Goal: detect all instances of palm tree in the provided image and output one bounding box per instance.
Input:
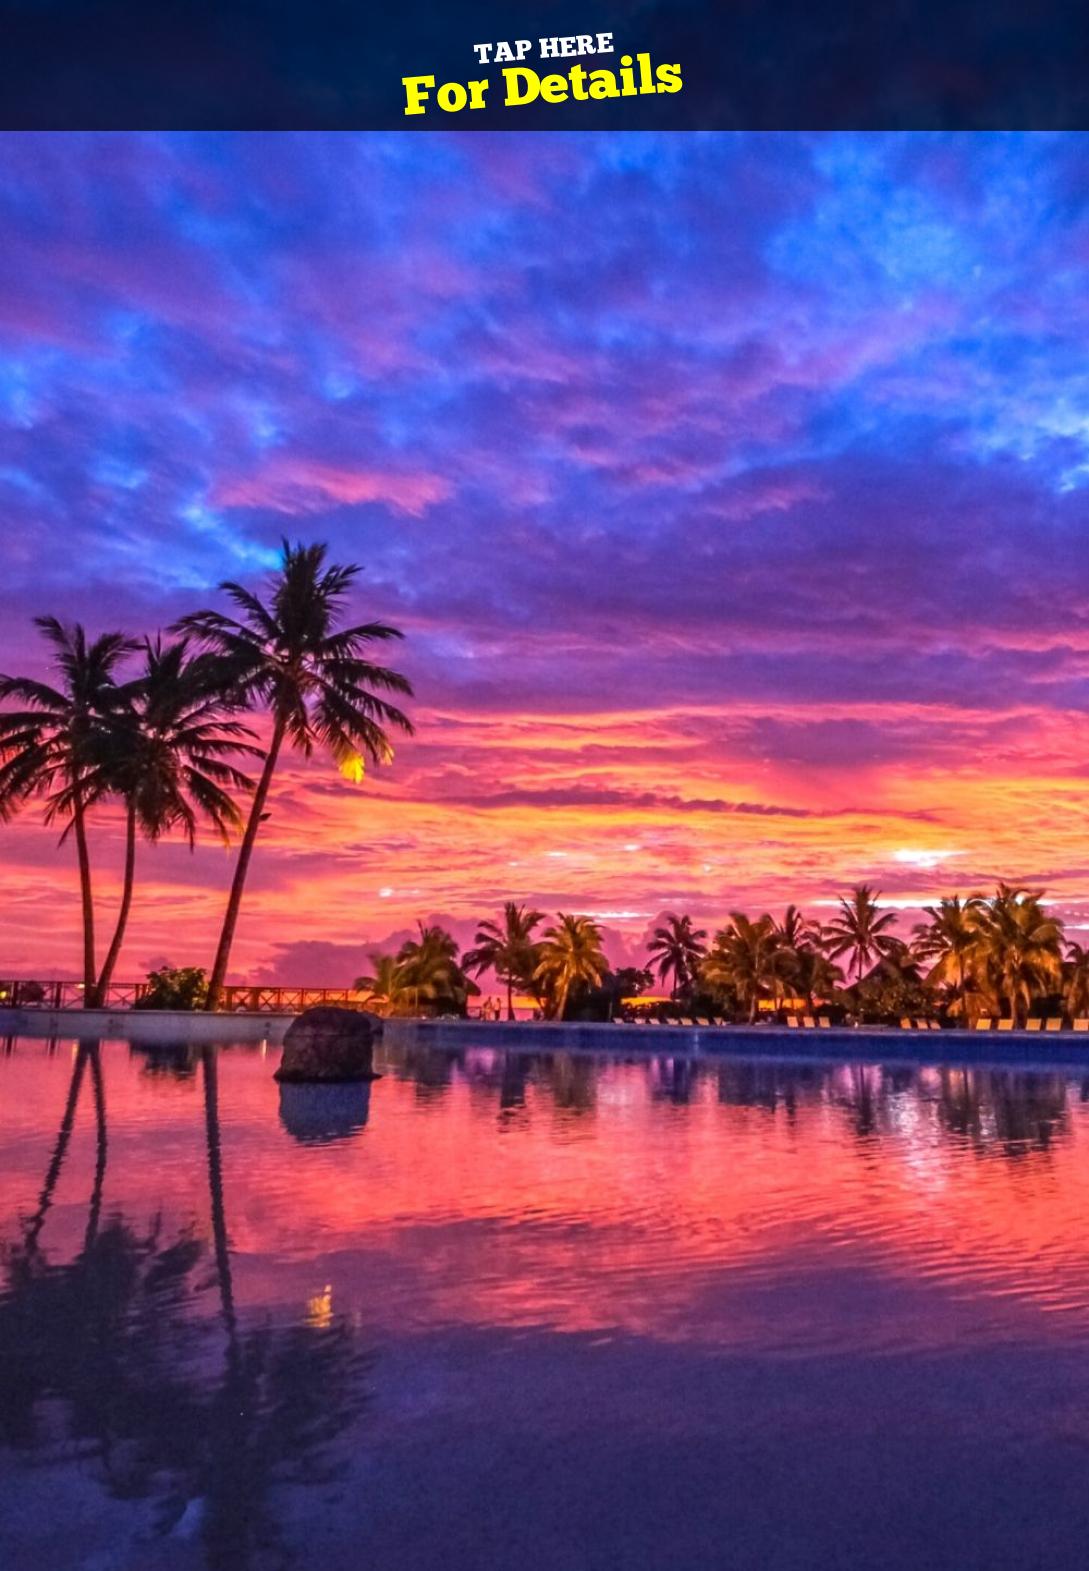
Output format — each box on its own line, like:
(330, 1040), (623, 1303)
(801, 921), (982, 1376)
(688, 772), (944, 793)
(1065, 941), (1089, 1020)
(972, 883), (1064, 1027)
(175, 540), (414, 1009)
(912, 895), (986, 1019)
(0, 619), (134, 998)
(534, 914), (607, 1020)
(701, 912), (780, 1022)
(353, 952), (413, 1016)
(395, 922), (477, 1015)
(464, 902), (545, 1019)
(825, 884), (900, 984)
(646, 912), (708, 999)
(770, 905), (823, 1006)
(774, 904), (818, 954)
(72, 639), (260, 1003)
(792, 945), (844, 1013)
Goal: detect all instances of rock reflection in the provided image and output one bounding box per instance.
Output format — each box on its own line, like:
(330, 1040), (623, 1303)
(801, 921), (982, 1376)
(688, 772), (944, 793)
(278, 1080), (372, 1144)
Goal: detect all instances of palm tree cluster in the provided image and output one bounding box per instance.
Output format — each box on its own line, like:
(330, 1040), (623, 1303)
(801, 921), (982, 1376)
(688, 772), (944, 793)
(347, 883), (1086, 1027)
(433, 885), (1083, 1027)
(665, 903), (843, 1022)
(0, 540), (412, 1007)
(645, 883), (1078, 1027)
(356, 922), (480, 1018)
(357, 905), (610, 1022)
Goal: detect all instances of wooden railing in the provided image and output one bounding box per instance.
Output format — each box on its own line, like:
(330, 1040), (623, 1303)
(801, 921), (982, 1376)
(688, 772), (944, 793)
(0, 980), (368, 1014)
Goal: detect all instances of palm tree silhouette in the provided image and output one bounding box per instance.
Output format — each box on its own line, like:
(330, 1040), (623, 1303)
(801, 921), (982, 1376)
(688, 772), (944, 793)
(534, 914), (607, 1020)
(1064, 940), (1089, 1020)
(0, 619), (134, 999)
(354, 951), (413, 1015)
(912, 894), (986, 1020)
(464, 902), (545, 1019)
(74, 638), (260, 1001)
(646, 912), (707, 999)
(701, 912), (780, 1022)
(972, 884), (1064, 1026)
(825, 884), (900, 984)
(395, 922), (477, 1015)
(176, 540), (414, 1009)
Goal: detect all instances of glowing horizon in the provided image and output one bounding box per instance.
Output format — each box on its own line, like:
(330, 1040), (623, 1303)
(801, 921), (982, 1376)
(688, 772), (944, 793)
(3, 132), (1089, 982)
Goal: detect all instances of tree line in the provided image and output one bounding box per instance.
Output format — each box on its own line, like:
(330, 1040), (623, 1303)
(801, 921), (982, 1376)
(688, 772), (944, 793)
(356, 884), (1089, 1027)
(0, 540), (413, 1008)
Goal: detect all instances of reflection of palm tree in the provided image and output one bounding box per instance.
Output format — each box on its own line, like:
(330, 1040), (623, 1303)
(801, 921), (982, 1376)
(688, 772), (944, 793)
(85, 1044), (107, 1250)
(2, 1044), (371, 1570)
(937, 1067), (984, 1140)
(201, 1046), (235, 1334)
(23, 1040), (96, 1253)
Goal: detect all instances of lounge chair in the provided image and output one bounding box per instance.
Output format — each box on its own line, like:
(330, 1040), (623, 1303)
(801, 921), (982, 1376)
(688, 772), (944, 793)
(900, 1017), (913, 1030)
(1075, 1019), (1089, 1033)
(975, 1018), (992, 1031)
(997, 1019), (1013, 1031)
(1046, 1017), (1063, 1032)
(802, 1016), (816, 1029)
(787, 1016), (799, 1029)
(1026, 1018), (1042, 1031)
(817, 1016), (831, 1028)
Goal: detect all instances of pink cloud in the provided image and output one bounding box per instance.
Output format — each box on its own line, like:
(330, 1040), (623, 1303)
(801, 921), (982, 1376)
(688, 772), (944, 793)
(214, 457), (452, 517)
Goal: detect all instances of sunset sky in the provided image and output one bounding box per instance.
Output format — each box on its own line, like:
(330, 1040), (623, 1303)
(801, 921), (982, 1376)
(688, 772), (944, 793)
(3, 131), (1089, 982)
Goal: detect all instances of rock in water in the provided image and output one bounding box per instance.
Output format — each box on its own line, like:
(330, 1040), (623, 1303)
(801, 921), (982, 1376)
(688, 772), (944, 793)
(275, 1007), (384, 1083)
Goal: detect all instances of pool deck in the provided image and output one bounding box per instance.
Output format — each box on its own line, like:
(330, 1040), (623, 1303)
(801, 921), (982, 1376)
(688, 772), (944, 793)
(381, 1016), (1089, 1073)
(0, 1005), (293, 1044)
(3, 1006), (1089, 1072)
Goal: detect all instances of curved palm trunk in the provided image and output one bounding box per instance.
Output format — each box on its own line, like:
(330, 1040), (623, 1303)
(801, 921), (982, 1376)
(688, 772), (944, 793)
(201, 1046), (236, 1336)
(72, 791), (96, 1005)
(506, 972), (514, 1021)
(84, 1043), (107, 1251)
(94, 802), (137, 1006)
(25, 1043), (89, 1251)
(205, 717), (285, 1011)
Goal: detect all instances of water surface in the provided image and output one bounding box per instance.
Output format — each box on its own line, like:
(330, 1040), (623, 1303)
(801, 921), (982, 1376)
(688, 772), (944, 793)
(3, 1036), (1089, 1569)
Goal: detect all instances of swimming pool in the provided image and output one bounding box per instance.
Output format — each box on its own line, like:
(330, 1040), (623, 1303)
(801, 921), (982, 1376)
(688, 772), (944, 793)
(3, 1035), (1089, 1569)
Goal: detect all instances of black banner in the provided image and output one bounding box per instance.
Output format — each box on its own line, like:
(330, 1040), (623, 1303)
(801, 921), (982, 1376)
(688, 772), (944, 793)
(2, 0), (1087, 129)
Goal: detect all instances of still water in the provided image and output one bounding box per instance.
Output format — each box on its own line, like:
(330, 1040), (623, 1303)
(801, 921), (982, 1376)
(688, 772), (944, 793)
(4, 1036), (1089, 1570)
